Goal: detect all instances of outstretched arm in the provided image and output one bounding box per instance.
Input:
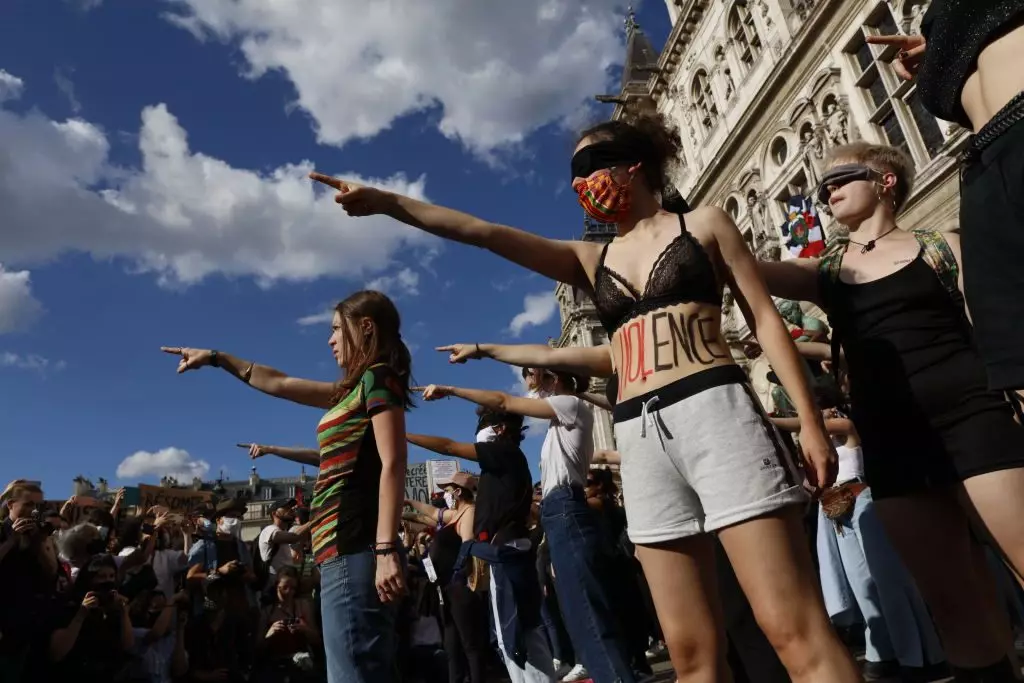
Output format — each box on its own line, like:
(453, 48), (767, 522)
(408, 434), (479, 462)
(579, 392), (613, 412)
(310, 173), (598, 291)
(438, 342), (614, 378)
(708, 207), (835, 489)
(419, 384), (556, 420)
(240, 443), (321, 467)
(757, 259), (823, 307)
(161, 348), (336, 409)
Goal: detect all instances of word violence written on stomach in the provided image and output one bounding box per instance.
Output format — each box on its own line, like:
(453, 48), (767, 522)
(617, 311), (729, 396)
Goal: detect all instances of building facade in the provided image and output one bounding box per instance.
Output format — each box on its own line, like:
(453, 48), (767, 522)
(555, 0), (962, 434)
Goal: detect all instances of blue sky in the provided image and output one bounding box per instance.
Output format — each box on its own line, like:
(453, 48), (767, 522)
(0, 0), (671, 496)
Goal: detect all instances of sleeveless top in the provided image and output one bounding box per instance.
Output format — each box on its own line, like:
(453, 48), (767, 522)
(828, 254), (1007, 435)
(428, 508), (468, 587)
(592, 213), (720, 335)
(833, 440), (865, 485)
(918, 0), (1024, 127)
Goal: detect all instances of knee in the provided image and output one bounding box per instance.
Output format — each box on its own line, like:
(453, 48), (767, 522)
(663, 630), (722, 676)
(754, 605), (823, 668)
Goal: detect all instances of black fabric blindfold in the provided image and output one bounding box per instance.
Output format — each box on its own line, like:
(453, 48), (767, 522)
(571, 141), (641, 181)
(816, 164), (881, 204)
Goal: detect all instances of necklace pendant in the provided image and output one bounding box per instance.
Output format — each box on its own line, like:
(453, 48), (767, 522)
(861, 241), (875, 254)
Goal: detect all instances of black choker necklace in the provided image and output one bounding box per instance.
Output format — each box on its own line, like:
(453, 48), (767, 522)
(849, 226), (899, 254)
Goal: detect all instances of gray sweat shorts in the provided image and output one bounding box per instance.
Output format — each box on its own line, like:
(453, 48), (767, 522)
(613, 365), (808, 544)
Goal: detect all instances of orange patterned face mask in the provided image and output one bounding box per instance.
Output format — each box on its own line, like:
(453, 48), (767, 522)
(576, 169), (633, 224)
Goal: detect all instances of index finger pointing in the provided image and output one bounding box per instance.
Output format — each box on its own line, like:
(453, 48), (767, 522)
(309, 172), (344, 190)
(864, 34), (910, 45)
(160, 346), (182, 355)
(435, 345), (455, 352)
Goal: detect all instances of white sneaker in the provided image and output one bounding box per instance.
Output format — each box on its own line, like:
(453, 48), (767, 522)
(645, 641), (667, 660)
(561, 663), (589, 682)
(552, 659), (570, 677)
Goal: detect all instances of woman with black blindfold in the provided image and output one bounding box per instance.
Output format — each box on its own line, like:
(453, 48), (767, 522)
(311, 115), (859, 683)
(760, 141), (1024, 682)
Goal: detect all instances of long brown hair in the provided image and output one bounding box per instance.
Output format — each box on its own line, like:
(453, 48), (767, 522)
(332, 290), (413, 408)
(0, 479), (42, 522)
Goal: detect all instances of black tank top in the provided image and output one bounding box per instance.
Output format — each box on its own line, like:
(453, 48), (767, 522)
(592, 213), (720, 334)
(829, 254), (1007, 430)
(427, 518), (464, 587)
(918, 0), (1024, 127)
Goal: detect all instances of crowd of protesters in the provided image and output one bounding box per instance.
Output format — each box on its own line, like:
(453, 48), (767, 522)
(5, 4), (1024, 681)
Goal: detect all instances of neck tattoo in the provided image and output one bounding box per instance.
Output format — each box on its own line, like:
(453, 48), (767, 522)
(849, 225), (899, 254)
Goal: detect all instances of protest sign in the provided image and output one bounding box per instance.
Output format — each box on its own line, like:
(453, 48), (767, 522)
(138, 484), (213, 515)
(426, 460), (460, 493)
(405, 463), (430, 505)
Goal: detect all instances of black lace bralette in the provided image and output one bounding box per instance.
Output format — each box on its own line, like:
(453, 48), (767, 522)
(592, 214), (720, 335)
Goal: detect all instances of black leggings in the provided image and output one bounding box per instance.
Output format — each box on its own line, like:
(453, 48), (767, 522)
(443, 582), (489, 683)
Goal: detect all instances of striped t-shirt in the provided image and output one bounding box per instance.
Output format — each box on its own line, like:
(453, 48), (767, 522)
(311, 363), (405, 564)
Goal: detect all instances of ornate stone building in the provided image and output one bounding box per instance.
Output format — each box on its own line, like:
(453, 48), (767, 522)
(555, 0), (964, 432)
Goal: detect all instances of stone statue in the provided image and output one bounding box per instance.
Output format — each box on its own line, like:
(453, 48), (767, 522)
(757, 0), (773, 27)
(724, 69), (735, 100)
(824, 101), (849, 145)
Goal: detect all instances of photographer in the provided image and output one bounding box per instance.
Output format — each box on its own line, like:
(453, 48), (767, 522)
(128, 589), (190, 683)
(0, 480), (58, 680)
(48, 554), (145, 681)
(254, 567), (321, 683)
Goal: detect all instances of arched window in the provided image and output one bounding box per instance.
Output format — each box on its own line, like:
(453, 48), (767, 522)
(729, 1), (762, 68)
(725, 196), (740, 219)
(692, 70), (718, 129)
(770, 137), (788, 166)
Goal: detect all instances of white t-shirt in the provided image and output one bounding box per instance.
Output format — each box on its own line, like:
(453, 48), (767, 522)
(834, 441), (865, 484)
(258, 525), (295, 576)
(540, 395), (594, 497)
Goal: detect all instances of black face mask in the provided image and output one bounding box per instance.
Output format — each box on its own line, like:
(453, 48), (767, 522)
(570, 140), (640, 181)
(816, 164), (882, 204)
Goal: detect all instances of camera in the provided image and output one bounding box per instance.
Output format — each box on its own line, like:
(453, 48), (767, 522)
(29, 509), (54, 535)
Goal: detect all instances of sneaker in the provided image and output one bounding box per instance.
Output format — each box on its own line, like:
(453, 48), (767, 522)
(561, 663), (589, 682)
(862, 659), (901, 681)
(552, 659), (570, 678)
(645, 641), (667, 660)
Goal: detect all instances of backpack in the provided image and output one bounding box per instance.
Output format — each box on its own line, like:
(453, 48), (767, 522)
(816, 228), (967, 379)
(249, 538), (270, 589)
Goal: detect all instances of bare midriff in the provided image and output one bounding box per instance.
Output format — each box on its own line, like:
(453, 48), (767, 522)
(610, 300), (735, 404)
(962, 24), (1024, 130)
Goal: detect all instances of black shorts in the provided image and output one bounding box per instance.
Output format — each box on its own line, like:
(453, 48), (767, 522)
(857, 404), (1024, 499)
(960, 95), (1024, 391)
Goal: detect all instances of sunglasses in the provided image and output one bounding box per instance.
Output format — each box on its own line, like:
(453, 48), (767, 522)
(815, 164), (884, 205)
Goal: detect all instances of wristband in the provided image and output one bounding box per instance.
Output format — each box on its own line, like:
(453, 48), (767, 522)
(210, 350), (220, 368)
(474, 343), (481, 357)
(373, 545), (399, 557)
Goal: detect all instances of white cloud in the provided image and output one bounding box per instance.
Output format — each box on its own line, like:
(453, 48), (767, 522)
(0, 73), (438, 287)
(366, 268), (420, 299)
(507, 291), (558, 337)
(162, 0), (624, 154)
(0, 265), (43, 334)
(297, 310), (334, 327)
(0, 70), (23, 103)
(0, 352), (65, 373)
(54, 67), (82, 113)
(116, 447), (211, 482)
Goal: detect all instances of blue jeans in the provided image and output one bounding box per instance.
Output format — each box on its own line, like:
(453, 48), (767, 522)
(541, 485), (636, 683)
(817, 488), (944, 668)
(319, 551), (398, 683)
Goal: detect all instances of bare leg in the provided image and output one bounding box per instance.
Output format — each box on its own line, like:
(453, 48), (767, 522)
(717, 505), (860, 683)
(962, 467), (1024, 584)
(635, 534), (731, 683)
(875, 491), (1010, 668)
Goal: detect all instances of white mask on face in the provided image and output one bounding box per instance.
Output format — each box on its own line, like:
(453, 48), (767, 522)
(219, 518), (241, 537)
(475, 426), (498, 443)
(443, 492), (457, 509)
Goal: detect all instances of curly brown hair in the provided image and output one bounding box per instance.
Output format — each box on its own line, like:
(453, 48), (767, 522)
(577, 114), (683, 195)
(331, 290), (413, 408)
